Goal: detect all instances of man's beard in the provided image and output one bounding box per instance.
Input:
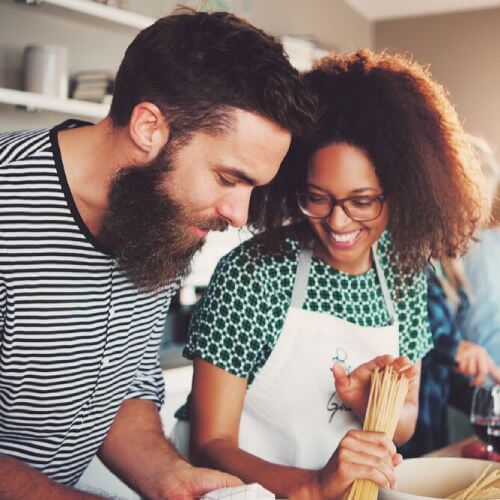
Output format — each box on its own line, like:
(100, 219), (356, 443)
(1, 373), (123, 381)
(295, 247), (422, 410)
(99, 147), (228, 293)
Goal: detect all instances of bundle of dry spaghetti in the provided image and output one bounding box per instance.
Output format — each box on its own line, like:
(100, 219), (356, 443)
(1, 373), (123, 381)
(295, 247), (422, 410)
(345, 365), (409, 500)
(447, 464), (500, 499)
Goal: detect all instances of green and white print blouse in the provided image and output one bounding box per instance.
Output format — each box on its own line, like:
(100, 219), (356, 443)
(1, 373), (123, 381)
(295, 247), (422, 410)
(183, 226), (433, 385)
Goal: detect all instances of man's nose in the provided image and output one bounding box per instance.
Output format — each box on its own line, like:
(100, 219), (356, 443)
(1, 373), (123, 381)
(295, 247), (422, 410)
(216, 191), (251, 228)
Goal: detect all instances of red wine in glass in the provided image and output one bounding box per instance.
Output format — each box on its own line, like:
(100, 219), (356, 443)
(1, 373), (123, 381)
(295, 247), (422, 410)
(487, 417), (500, 453)
(470, 384), (495, 455)
(472, 416), (490, 444)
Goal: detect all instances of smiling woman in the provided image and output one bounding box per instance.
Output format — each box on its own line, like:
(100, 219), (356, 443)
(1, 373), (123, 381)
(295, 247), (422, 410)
(302, 143), (389, 275)
(170, 49), (487, 499)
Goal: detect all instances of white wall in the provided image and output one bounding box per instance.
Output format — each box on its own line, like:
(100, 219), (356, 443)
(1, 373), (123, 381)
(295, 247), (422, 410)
(245, 0), (372, 50)
(375, 6), (500, 163)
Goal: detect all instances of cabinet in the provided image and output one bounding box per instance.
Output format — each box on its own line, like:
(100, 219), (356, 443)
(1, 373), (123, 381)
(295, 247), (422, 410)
(0, 0), (154, 119)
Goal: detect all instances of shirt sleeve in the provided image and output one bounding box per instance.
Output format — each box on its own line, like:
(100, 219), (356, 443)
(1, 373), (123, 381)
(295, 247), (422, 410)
(0, 279), (5, 346)
(124, 283), (179, 409)
(184, 243), (271, 380)
(378, 231), (434, 362)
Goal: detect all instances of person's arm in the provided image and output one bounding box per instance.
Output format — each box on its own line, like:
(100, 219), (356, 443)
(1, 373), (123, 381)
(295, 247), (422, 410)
(453, 282), (500, 385)
(333, 355), (421, 446)
(0, 455), (102, 500)
(98, 398), (242, 499)
(189, 358), (400, 499)
(428, 275), (500, 385)
(97, 287), (239, 497)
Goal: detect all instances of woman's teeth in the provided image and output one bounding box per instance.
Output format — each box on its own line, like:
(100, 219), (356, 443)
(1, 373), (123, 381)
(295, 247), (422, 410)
(330, 229), (361, 243)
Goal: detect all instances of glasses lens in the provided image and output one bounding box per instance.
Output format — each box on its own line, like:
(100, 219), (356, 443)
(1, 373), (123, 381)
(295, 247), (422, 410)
(344, 197), (383, 221)
(297, 193), (332, 218)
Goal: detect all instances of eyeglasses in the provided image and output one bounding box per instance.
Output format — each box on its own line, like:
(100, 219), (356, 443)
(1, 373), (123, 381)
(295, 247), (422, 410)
(297, 191), (385, 222)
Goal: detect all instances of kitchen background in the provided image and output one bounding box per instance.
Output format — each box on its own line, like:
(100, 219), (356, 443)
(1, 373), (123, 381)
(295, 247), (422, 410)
(0, 0), (499, 497)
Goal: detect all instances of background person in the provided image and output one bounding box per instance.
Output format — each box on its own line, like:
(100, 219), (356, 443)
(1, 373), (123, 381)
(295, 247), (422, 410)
(461, 136), (500, 365)
(400, 259), (500, 458)
(448, 136), (500, 420)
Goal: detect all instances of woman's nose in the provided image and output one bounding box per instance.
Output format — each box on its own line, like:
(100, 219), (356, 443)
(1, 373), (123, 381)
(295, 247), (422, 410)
(327, 204), (352, 230)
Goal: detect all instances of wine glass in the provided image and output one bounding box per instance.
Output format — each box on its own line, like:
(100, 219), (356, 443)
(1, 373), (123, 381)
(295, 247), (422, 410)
(470, 383), (495, 456)
(486, 385), (500, 453)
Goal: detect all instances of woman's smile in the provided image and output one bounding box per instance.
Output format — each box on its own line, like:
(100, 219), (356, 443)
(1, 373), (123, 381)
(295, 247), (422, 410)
(327, 228), (363, 248)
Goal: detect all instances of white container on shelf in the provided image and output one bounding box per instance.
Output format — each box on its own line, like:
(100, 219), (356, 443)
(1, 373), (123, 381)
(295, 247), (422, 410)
(23, 45), (69, 98)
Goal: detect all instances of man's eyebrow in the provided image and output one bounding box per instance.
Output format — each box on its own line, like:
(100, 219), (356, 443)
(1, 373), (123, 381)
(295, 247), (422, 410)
(218, 166), (258, 186)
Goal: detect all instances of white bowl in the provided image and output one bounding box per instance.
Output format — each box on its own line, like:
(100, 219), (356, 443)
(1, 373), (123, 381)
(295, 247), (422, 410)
(378, 457), (500, 499)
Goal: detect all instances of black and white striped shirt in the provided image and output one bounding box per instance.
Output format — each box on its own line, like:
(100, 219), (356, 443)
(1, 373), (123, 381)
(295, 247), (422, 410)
(0, 121), (179, 485)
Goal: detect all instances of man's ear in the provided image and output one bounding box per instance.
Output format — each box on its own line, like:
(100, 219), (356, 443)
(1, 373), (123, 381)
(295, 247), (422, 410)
(128, 102), (170, 160)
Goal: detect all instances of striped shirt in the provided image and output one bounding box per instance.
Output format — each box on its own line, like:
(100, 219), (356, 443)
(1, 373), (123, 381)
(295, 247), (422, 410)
(0, 121), (179, 485)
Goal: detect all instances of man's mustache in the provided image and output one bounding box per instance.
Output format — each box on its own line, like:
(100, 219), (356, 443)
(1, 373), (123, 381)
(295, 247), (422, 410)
(197, 218), (230, 233)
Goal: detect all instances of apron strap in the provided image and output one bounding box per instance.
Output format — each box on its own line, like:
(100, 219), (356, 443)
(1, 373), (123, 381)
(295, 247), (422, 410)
(291, 244), (396, 324)
(290, 247), (313, 308)
(371, 245), (396, 324)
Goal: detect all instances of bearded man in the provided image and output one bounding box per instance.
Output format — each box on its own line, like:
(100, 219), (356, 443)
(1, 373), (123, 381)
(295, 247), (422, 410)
(0, 9), (314, 499)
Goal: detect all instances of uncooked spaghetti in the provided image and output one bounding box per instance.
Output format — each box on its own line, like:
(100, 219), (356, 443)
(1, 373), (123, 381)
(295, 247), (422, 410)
(447, 464), (500, 499)
(346, 365), (409, 500)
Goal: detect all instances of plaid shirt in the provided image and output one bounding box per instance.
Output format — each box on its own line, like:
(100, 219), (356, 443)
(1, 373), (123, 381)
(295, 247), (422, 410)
(399, 267), (470, 458)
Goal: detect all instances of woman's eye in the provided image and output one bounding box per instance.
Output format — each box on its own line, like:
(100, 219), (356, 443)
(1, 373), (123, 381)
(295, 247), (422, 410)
(218, 174), (236, 187)
(307, 194), (328, 204)
(350, 197), (375, 207)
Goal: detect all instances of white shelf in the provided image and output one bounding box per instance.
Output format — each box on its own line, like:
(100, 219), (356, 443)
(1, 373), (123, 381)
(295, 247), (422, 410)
(0, 87), (109, 119)
(23, 0), (155, 29)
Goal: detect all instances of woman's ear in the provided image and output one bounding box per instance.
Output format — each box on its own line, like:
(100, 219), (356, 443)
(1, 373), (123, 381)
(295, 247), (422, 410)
(128, 102), (170, 161)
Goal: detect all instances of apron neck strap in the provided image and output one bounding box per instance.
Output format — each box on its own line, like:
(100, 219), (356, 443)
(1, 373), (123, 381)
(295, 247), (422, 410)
(290, 244), (397, 324)
(371, 245), (396, 324)
(290, 247), (313, 308)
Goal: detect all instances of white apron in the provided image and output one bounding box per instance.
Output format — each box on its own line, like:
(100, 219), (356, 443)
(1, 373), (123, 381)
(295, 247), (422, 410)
(171, 246), (399, 468)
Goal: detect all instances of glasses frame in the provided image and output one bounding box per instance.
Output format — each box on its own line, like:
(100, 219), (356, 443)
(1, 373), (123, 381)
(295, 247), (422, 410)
(297, 192), (386, 222)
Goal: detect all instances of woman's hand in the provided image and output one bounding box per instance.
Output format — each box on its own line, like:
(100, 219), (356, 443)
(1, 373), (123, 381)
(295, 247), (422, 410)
(291, 429), (401, 500)
(332, 354), (392, 419)
(333, 355), (420, 444)
(455, 340), (500, 385)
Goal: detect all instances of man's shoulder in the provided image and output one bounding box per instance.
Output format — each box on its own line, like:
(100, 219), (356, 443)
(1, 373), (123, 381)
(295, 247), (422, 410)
(0, 127), (52, 169)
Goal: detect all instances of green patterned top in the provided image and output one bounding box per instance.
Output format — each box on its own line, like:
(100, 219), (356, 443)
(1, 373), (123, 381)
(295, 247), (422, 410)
(183, 226), (432, 385)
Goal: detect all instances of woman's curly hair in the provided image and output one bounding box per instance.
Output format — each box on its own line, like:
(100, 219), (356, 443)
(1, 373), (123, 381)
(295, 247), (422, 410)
(248, 50), (487, 272)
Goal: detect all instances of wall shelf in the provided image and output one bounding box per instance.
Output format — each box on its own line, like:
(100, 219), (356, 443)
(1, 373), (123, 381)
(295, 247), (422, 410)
(0, 87), (109, 119)
(20, 0), (154, 29)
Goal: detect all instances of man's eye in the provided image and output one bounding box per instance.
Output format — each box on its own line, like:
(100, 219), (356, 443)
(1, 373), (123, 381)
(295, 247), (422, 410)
(218, 174), (236, 187)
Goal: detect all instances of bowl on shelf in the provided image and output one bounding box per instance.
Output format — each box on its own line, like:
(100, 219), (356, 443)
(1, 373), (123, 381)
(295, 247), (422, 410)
(378, 457), (500, 499)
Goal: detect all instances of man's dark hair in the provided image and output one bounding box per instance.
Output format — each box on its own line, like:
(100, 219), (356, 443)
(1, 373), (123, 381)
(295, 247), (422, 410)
(110, 8), (315, 142)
